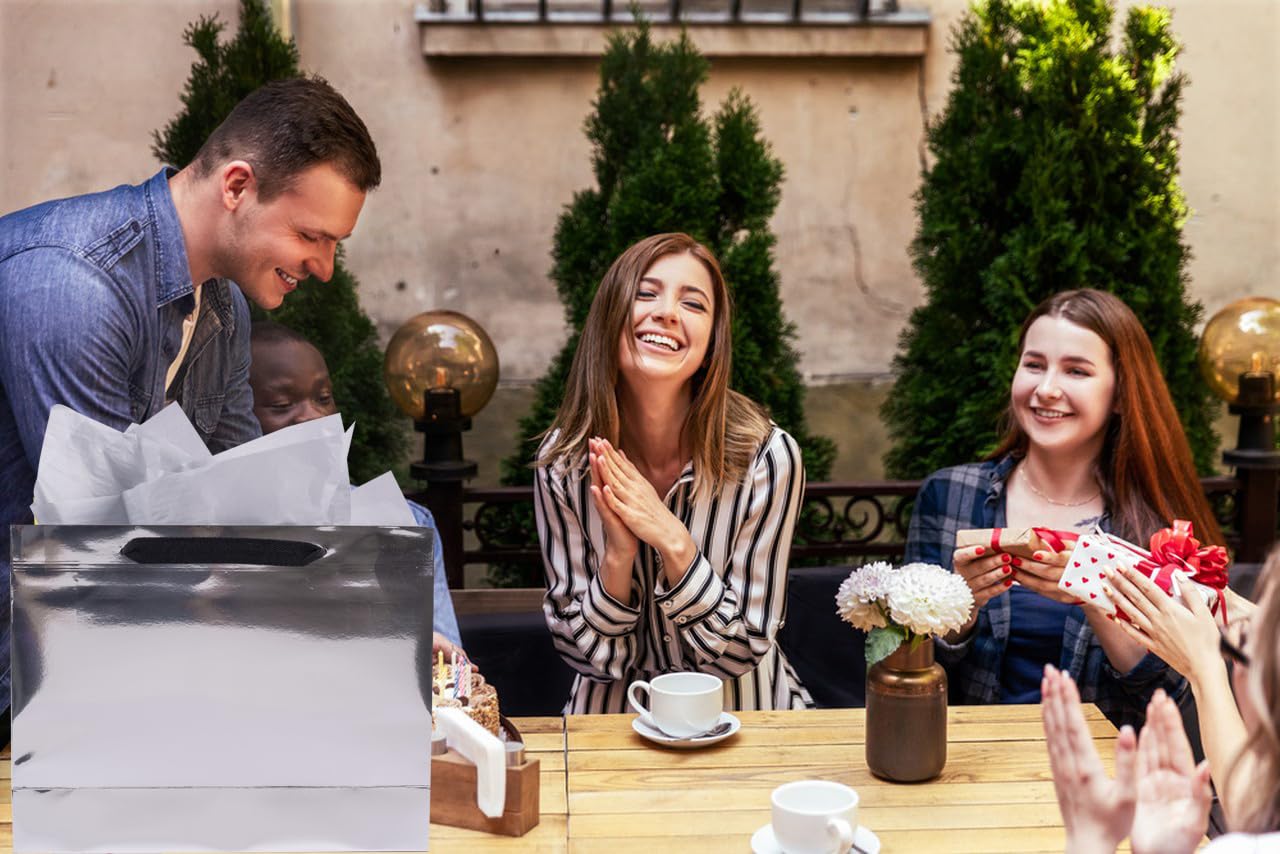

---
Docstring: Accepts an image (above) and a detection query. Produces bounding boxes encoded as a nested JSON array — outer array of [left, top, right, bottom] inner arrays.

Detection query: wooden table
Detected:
[[0, 706, 1117, 853], [563, 705, 1119, 854]]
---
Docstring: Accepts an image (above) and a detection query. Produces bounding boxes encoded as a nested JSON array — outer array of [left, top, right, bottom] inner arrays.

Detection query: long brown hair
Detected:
[[1231, 547, 1280, 832], [991, 289, 1223, 546], [536, 233, 770, 492]]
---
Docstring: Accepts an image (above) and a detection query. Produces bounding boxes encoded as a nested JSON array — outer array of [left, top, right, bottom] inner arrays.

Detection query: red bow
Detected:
[[1136, 520, 1230, 618], [1033, 527, 1078, 554]]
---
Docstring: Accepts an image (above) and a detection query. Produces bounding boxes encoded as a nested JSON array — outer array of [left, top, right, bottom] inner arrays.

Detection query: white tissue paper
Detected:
[[32, 404, 408, 527]]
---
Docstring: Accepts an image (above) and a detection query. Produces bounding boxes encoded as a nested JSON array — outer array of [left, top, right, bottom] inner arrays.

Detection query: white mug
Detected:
[[627, 671, 723, 738], [771, 780, 858, 854]]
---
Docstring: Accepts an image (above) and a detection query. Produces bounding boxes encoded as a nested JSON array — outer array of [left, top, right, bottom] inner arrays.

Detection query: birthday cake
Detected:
[[431, 651, 501, 737]]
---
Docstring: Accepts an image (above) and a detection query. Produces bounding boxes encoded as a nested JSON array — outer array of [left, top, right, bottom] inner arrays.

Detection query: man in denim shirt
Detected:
[[0, 77, 381, 739]]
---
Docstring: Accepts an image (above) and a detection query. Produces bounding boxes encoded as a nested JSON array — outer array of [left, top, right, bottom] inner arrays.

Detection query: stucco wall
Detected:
[[2, 0, 1275, 482]]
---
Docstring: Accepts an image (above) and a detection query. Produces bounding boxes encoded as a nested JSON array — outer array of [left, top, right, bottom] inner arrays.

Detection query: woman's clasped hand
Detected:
[[589, 437, 688, 559]]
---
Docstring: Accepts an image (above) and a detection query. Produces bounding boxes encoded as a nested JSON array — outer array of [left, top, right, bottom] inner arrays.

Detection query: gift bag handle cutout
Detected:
[[121, 536, 326, 566]]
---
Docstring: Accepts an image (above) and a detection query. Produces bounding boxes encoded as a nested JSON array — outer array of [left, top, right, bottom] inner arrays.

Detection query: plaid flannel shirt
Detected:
[[904, 456, 1187, 729]]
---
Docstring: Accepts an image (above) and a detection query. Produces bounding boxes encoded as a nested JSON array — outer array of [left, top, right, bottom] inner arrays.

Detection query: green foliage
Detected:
[[865, 625, 907, 666], [494, 20, 835, 585], [882, 0, 1218, 478], [153, 0, 406, 483]]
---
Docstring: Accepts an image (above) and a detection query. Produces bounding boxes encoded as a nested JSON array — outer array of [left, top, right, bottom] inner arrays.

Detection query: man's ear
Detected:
[[220, 160, 257, 211]]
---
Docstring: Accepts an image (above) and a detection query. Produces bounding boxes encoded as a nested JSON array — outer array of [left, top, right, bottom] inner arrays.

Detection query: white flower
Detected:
[[835, 561, 895, 631], [882, 562, 974, 637]]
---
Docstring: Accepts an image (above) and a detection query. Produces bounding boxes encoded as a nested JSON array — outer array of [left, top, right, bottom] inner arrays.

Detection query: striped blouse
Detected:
[[534, 425, 814, 714]]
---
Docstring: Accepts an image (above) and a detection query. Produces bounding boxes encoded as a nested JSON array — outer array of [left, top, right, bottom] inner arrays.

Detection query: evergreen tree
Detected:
[[152, 0, 406, 483], [882, 0, 1218, 479], [495, 20, 835, 585]]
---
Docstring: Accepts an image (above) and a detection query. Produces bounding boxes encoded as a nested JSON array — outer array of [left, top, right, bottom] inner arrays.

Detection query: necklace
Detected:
[[1020, 466, 1101, 508]]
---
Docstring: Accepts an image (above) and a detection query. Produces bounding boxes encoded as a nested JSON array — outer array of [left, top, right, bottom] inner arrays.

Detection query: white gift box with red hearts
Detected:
[[1057, 532, 1221, 620]]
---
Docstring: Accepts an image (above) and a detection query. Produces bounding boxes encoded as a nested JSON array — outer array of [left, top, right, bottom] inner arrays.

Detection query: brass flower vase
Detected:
[[865, 636, 947, 782]]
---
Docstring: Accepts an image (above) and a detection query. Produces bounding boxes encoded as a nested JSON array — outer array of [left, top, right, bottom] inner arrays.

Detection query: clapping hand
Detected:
[[588, 437, 639, 602], [1042, 665, 1136, 854], [591, 437, 684, 551], [591, 437, 697, 586], [1042, 667, 1210, 854], [1129, 690, 1213, 854]]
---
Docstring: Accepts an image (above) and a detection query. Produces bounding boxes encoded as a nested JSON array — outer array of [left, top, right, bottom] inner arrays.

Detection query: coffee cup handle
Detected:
[[627, 680, 658, 729], [827, 818, 854, 853]]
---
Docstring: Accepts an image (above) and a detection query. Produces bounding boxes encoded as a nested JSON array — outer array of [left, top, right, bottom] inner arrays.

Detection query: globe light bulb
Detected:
[[1197, 297, 1280, 405], [384, 310, 500, 419]]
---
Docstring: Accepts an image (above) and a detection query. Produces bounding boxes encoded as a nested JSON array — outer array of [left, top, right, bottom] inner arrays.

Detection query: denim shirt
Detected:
[[0, 168, 262, 715], [904, 457, 1187, 729], [406, 500, 461, 647]]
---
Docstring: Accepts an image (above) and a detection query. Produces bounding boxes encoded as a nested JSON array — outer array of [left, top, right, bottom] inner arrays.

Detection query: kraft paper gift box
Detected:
[[10, 525, 435, 853], [955, 527, 1078, 560]]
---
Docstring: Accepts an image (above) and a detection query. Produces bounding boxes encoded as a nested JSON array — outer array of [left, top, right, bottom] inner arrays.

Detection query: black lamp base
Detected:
[[414, 386, 477, 587]]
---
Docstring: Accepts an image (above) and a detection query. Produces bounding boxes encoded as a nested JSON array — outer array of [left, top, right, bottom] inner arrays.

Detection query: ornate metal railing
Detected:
[[407, 474, 1269, 587]]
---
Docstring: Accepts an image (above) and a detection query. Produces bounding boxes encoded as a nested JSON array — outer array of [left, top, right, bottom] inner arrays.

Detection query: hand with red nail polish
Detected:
[[949, 542, 1020, 637], [1007, 548, 1076, 604]]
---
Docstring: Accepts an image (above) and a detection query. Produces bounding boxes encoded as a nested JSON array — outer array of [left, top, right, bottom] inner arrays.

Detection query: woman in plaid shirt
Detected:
[[905, 289, 1224, 728]]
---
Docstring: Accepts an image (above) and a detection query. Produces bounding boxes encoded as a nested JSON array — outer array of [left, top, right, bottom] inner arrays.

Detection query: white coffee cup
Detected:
[[770, 780, 858, 854], [627, 672, 723, 738]]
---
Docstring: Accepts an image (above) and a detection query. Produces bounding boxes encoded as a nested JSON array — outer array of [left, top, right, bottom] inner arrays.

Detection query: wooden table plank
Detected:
[[568, 778, 1067, 813], [562, 704, 1108, 732], [566, 826, 1099, 854], [563, 706, 1115, 852], [571, 801, 1072, 836], [567, 718, 1114, 748], [565, 738, 1111, 778]]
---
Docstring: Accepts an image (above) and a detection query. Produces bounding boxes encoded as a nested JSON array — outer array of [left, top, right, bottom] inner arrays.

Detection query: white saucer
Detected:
[[631, 711, 740, 748], [750, 822, 880, 854]]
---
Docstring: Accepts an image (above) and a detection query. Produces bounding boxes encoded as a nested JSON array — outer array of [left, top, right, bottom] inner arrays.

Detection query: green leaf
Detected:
[[865, 625, 907, 667]]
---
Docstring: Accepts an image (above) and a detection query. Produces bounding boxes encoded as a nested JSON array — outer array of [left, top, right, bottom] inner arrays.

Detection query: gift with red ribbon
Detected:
[[1056, 520, 1230, 623], [955, 527, 1079, 560]]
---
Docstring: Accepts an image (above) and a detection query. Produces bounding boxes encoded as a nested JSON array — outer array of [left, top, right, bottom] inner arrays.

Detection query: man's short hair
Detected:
[[251, 320, 313, 349], [192, 76, 380, 200]]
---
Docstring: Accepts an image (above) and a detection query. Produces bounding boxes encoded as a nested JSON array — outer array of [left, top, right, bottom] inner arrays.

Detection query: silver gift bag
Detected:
[[10, 525, 434, 853]]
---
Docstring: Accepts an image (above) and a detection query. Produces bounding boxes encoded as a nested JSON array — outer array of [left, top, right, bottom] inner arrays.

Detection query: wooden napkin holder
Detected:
[[430, 717, 541, 837]]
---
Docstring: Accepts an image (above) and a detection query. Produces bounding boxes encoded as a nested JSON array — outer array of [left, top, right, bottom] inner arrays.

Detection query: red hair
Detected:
[[992, 289, 1223, 546]]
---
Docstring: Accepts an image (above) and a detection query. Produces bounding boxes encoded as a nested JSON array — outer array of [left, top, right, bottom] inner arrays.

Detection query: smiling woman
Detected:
[[904, 288, 1223, 729], [533, 233, 812, 715]]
